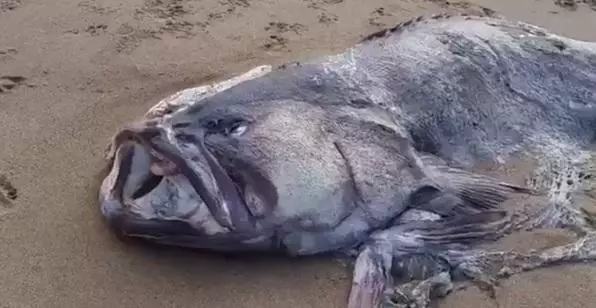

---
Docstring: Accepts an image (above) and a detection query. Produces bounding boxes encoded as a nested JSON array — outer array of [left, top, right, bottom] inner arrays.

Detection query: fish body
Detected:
[[99, 14, 596, 308]]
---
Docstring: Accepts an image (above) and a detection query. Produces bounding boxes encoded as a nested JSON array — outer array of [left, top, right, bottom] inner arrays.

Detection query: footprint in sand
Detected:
[[318, 11, 338, 25], [0, 48, 17, 55], [0, 173, 17, 211], [0, 48, 17, 63], [0, 75, 27, 94], [262, 35, 289, 51], [304, 0, 343, 10], [77, 0, 118, 15], [85, 24, 108, 36], [368, 7, 392, 27], [554, 0, 596, 11], [0, 0, 21, 11], [303, 0, 340, 26], [262, 21, 307, 51]]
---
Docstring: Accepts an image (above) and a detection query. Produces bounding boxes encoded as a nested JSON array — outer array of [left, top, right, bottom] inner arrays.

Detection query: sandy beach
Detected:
[[2, 0, 596, 307]]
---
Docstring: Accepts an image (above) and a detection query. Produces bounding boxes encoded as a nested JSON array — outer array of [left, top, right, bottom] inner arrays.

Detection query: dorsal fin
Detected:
[[358, 9, 499, 44]]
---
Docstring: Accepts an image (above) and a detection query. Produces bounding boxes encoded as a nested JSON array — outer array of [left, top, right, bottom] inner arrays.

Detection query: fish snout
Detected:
[[100, 122, 180, 216], [110, 121, 184, 175]]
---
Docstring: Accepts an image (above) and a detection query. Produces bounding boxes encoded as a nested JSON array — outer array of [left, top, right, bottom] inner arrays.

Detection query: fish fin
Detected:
[[385, 210, 510, 250], [348, 210, 510, 307], [407, 210, 510, 246], [410, 155, 533, 217], [347, 243, 394, 308]]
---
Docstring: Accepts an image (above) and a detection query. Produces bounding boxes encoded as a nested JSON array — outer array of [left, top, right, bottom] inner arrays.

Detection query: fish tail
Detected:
[[526, 150, 596, 233]]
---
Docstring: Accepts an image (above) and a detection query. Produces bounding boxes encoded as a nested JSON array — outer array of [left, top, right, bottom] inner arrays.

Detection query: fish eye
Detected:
[[227, 121, 247, 137], [205, 119, 220, 130]]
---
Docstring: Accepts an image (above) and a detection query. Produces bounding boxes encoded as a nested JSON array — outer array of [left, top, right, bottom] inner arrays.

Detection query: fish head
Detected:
[[98, 97, 364, 252]]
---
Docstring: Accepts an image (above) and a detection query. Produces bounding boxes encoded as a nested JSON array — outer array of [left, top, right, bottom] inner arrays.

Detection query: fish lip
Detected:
[[183, 134, 259, 234], [104, 208, 203, 239], [102, 206, 271, 251], [101, 122, 257, 236]]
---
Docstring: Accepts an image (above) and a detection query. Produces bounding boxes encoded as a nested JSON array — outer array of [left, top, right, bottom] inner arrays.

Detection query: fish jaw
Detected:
[[98, 121, 267, 247], [98, 138, 209, 237]]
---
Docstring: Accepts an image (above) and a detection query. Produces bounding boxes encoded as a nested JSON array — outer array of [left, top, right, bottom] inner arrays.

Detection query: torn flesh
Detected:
[[348, 151, 596, 308]]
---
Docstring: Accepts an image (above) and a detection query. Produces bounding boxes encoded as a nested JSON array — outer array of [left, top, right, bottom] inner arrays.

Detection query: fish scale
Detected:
[[98, 14, 596, 308]]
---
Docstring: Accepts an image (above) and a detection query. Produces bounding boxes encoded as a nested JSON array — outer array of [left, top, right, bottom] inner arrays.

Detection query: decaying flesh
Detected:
[[99, 14, 596, 308]]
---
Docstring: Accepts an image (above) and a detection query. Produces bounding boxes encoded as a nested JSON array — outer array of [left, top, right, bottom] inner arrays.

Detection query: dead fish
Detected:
[[99, 14, 596, 308]]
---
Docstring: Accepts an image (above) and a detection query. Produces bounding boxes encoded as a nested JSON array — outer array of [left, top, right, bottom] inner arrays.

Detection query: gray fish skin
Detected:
[[99, 14, 596, 308]]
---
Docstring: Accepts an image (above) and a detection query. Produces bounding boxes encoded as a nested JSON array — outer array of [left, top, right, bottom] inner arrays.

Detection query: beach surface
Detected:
[[2, 0, 596, 307]]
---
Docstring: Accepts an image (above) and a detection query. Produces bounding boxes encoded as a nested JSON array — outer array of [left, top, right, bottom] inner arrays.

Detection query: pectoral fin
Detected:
[[410, 156, 534, 217], [348, 243, 393, 308], [348, 209, 511, 308]]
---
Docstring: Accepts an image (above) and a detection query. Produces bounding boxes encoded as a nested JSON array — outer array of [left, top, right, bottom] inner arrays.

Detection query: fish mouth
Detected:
[[100, 123, 257, 236]]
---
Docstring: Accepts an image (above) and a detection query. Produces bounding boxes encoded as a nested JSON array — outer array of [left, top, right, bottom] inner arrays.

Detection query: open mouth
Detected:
[[131, 174, 163, 200], [106, 125, 257, 235]]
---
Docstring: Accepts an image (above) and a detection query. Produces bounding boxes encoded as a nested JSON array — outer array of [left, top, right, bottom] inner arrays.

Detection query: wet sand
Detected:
[[1, 0, 596, 307]]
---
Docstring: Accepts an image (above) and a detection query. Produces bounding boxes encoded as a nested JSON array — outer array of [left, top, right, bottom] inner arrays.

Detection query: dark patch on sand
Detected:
[[0, 173, 17, 208], [0, 0, 20, 11], [0, 75, 27, 93]]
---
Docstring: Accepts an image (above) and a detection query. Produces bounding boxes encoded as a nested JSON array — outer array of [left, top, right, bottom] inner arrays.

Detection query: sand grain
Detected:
[[1, 0, 596, 307]]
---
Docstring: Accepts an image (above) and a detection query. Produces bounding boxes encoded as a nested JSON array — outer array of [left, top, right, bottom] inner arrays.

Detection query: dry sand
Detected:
[[2, 0, 596, 307]]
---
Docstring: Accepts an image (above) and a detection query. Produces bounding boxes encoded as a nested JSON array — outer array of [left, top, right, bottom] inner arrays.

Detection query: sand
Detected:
[[1, 0, 596, 307]]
